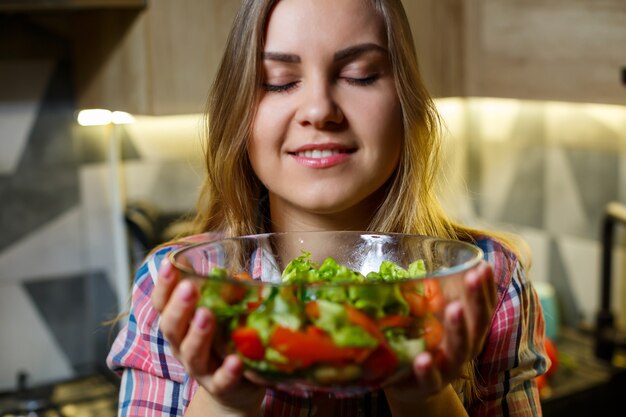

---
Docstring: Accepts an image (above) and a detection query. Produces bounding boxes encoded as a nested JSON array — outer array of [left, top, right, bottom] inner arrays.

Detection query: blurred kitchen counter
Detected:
[[541, 327, 626, 417]]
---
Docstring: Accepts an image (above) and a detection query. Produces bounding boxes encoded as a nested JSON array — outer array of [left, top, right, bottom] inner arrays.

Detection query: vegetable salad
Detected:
[[197, 252, 446, 386]]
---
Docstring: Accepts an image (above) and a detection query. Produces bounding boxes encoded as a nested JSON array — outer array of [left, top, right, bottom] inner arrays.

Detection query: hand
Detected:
[[151, 258, 265, 417], [384, 261, 496, 414]]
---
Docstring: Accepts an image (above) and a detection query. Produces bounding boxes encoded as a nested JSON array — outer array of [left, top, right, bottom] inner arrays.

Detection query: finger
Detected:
[[152, 258, 179, 313], [440, 301, 469, 379], [160, 280, 199, 349], [207, 354, 246, 396], [413, 352, 443, 397], [179, 308, 215, 376]]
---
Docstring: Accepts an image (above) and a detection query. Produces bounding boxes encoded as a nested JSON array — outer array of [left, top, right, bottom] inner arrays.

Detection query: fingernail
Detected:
[[177, 281, 194, 302], [224, 355, 240, 373], [193, 309, 211, 330], [160, 258, 173, 280]]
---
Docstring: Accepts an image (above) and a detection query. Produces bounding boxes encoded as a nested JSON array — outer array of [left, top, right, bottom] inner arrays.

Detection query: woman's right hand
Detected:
[[151, 257, 266, 417]]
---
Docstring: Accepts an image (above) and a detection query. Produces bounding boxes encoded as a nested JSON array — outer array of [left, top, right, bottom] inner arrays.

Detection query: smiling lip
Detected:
[[288, 143, 355, 169]]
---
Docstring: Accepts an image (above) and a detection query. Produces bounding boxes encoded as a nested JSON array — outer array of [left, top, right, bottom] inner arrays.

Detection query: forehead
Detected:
[[264, 0, 386, 52]]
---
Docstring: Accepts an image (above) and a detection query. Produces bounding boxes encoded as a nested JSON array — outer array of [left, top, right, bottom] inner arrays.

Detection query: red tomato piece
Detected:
[[423, 280, 445, 313], [404, 292, 427, 317], [231, 327, 265, 360], [345, 305, 385, 342], [377, 315, 413, 329], [423, 316, 444, 350], [305, 301, 320, 320], [427, 294, 445, 314], [220, 283, 247, 304], [246, 300, 262, 311], [269, 326, 370, 368], [362, 343, 399, 382]]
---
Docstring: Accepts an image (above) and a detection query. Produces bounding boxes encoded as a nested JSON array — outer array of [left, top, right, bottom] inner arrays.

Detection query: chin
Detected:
[[298, 196, 368, 216]]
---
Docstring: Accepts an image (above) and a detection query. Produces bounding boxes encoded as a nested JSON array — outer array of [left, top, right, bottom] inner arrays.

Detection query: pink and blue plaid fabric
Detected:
[[107, 233, 548, 416]]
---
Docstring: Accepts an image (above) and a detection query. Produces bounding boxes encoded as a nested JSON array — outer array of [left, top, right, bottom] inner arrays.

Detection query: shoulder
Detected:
[[471, 235, 525, 297]]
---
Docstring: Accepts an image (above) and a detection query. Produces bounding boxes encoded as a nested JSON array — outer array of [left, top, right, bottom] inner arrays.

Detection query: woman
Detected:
[[108, 0, 548, 416]]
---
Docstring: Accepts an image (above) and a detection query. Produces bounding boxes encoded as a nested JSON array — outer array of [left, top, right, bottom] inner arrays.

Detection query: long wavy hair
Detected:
[[191, 0, 526, 404]]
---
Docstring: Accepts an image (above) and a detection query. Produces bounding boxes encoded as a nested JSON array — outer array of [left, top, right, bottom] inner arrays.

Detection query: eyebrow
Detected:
[[334, 43, 388, 61], [262, 43, 388, 64]]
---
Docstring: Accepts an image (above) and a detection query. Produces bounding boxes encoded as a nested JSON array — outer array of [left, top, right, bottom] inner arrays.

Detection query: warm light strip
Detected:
[[77, 109, 135, 126]]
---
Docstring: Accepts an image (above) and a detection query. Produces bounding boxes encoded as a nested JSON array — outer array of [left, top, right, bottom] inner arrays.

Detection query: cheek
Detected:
[[249, 102, 273, 158], [251, 98, 289, 147], [368, 96, 404, 154]]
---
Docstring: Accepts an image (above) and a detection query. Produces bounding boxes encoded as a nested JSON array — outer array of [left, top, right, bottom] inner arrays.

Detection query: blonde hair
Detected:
[[192, 0, 527, 405]]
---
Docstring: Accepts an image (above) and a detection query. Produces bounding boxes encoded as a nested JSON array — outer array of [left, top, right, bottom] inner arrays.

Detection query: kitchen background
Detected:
[[1, 0, 625, 413]]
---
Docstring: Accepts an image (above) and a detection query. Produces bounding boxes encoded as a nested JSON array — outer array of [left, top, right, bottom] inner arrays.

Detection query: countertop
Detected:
[[541, 327, 626, 417]]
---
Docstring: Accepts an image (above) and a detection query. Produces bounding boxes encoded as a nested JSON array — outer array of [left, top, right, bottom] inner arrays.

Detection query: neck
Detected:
[[267, 190, 386, 233]]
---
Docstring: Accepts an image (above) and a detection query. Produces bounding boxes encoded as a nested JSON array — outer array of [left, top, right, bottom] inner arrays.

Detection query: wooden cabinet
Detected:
[[73, 0, 626, 115], [402, 0, 465, 98], [74, 0, 239, 115], [74, 0, 467, 114], [464, 0, 626, 105]]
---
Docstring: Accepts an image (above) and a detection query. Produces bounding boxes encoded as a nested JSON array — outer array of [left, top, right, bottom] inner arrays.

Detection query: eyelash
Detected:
[[262, 75, 379, 93], [263, 82, 298, 93], [344, 74, 379, 86]]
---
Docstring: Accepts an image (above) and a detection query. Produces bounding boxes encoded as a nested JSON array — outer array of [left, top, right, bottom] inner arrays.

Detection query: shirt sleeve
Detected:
[[469, 239, 549, 417], [107, 245, 199, 417]]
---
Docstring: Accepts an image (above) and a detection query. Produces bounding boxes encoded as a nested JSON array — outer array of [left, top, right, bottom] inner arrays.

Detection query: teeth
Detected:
[[297, 149, 342, 158]]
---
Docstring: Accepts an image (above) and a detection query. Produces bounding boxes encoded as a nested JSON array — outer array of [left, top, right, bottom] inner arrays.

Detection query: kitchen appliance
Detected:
[[595, 201, 626, 361]]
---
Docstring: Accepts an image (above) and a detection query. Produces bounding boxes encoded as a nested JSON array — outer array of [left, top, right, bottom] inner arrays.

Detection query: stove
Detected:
[[0, 373, 118, 417]]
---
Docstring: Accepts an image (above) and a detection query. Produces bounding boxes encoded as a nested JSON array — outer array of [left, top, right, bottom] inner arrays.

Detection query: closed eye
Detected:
[[263, 81, 299, 93], [343, 74, 379, 86]]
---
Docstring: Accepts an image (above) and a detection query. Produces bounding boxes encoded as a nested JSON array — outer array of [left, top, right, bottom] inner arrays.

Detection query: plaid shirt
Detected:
[[107, 234, 547, 416]]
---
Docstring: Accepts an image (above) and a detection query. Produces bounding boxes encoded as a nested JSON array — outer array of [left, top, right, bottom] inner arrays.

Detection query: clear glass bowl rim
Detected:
[[168, 231, 485, 288]]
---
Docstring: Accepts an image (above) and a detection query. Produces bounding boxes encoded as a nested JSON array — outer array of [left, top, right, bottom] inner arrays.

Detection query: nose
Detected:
[[295, 77, 344, 129]]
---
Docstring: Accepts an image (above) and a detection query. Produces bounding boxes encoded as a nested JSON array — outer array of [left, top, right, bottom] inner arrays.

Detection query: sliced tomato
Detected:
[[362, 343, 399, 382], [404, 292, 427, 317], [377, 314, 413, 329], [345, 305, 385, 342], [268, 326, 370, 368], [231, 327, 265, 360], [246, 300, 262, 311], [423, 316, 444, 350], [220, 283, 247, 304], [424, 280, 445, 313], [304, 301, 320, 320]]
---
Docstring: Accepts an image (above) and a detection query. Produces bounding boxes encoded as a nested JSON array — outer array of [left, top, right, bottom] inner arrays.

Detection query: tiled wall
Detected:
[[2, 62, 625, 391], [437, 98, 626, 330], [0, 57, 202, 390]]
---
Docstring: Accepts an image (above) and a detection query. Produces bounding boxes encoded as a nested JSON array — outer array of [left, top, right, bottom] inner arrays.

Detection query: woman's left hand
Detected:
[[384, 261, 496, 415]]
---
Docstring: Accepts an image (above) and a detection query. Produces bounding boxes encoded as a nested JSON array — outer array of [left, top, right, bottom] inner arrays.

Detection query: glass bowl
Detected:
[[169, 231, 483, 394]]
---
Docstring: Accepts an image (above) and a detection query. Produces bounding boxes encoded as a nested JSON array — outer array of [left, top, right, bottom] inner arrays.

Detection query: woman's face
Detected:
[[248, 0, 404, 230]]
